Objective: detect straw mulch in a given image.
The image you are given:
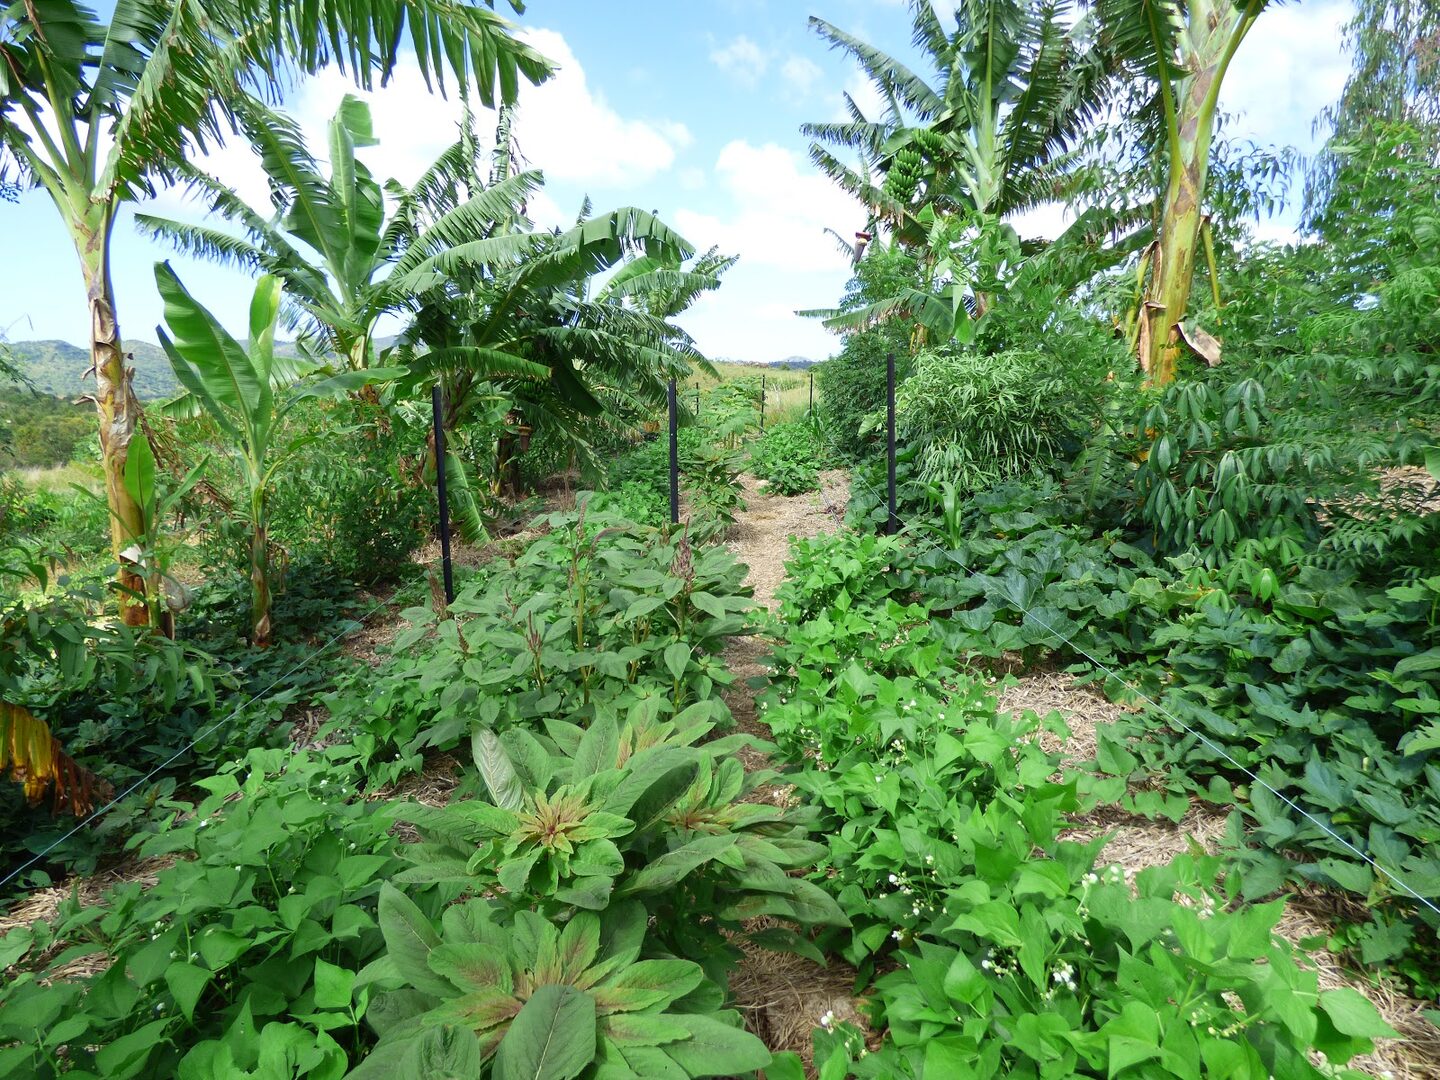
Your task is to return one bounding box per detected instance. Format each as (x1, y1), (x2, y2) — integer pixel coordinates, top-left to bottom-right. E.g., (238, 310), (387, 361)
(370, 751), (463, 808)
(725, 471), (849, 614)
(718, 472), (870, 1066)
(729, 920), (870, 1068)
(994, 667), (1135, 767)
(0, 855), (176, 982)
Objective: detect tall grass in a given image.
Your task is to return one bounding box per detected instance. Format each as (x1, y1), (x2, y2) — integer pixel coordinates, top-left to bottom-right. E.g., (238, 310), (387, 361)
(10, 462), (104, 493)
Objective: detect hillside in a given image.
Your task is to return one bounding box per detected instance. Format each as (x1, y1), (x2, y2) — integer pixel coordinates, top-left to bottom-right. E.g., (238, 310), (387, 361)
(2, 340), (179, 400)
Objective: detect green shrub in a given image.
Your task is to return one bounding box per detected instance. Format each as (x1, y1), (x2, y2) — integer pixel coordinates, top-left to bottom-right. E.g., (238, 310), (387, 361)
(749, 422), (824, 495)
(324, 510), (752, 787)
(606, 430), (744, 539)
(580, 481), (666, 526)
(884, 348), (1104, 495)
(816, 326), (909, 462)
(255, 400), (432, 588)
(0, 748), (400, 1079)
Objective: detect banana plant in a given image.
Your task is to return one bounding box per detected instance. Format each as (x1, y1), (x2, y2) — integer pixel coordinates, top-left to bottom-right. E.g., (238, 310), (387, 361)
(803, 2), (1117, 259)
(154, 263), (400, 646)
(115, 433), (207, 636)
(0, 0), (550, 627)
(1098, 0), (1276, 384)
(142, 96), (710, 537)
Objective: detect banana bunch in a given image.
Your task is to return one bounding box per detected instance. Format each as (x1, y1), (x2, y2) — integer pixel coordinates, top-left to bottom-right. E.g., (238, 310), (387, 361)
(912, 127), (945, 159)
(884, 144), (925, 202)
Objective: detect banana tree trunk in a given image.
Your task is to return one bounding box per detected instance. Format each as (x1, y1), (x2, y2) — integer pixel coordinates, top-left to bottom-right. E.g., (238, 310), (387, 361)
(79, 213), (151, 626)
(1142, 0), (1259, 387)
(250, 491), (272, 648)
(1144, 154), (1206, 386)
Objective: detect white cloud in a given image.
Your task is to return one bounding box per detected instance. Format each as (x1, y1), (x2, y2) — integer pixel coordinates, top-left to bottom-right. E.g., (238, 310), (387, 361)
(678, 167), (708, 191)
(674, 140), (861, 274)
(835, 68), (889, 123)
(503, 29), (690, 188)
(1007, 201), (1075, 242)
(710, 36), (769, 87)
(1219, 0), (1350, 154)
(167, 27), (689, 206)
(669, 140), (864, 362)
(781, 55), (824, 97)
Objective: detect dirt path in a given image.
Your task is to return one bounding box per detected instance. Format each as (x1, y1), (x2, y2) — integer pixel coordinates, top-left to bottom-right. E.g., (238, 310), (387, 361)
(718, 471), (866, 1067)
(719, 471), (848, 755)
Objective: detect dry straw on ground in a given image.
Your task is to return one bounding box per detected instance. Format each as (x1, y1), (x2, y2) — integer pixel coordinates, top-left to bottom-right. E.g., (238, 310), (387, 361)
(718, 472), (872, 1068)
(729, 920), (870, 1066)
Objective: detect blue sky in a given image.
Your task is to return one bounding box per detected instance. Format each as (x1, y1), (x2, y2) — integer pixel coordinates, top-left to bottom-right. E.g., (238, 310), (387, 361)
(1, 0), (1353, 362)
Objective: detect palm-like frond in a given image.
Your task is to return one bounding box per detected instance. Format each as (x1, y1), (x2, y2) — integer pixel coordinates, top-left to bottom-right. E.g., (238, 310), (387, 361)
(808, 16), (942, 118)
(390, 169), (542, 278)
(805, 0), (1125, 231)
(133, 215), (267, 273)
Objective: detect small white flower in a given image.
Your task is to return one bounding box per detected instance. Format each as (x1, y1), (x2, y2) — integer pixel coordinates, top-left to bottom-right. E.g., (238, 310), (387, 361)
(925, 854), (934, 865)
(888, 874), (899, 884)
(197, 819), (209, 828)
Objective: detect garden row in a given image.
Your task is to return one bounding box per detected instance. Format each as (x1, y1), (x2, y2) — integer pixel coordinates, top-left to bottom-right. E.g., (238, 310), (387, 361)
(1, 475), (1412, 1078)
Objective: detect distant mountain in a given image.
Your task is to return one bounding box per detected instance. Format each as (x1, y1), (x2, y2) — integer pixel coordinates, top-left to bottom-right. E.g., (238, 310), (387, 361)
(2, 339), (179, 400)
(712, 355), (820, 370)
(2, 335), (326, 401)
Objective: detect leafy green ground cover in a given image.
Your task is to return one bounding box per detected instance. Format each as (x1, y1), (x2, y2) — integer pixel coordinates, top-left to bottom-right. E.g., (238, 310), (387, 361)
(756, 531), (1405, 1079)
(0, 511), (834, 1078)
(2, 473), (1426, 1079)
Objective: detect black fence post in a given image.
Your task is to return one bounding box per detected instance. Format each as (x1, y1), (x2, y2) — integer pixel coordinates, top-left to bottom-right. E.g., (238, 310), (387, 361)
(695, 385), (701, 415)
(808, 370), (814, 416)
(759, 374), (766, 433)
(668, 378), (680, 525)
(886, 352), (897, 536)
(431, 383), (455, 605)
